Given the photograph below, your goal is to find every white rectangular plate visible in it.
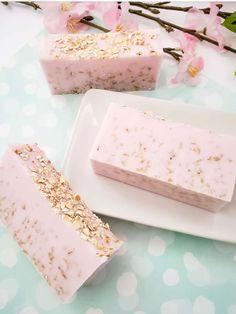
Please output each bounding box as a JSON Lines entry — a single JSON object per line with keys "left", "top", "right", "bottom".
{"left": 63, "top": 89, "right": 236, "bottom": 243}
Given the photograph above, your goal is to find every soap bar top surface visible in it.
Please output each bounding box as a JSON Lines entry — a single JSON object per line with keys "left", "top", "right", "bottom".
{"left": 91, "top": 105, "right": 236, "bottom": 202}
{"left": 10, "top": 144, "right": 120, "bottom": 257}
{"left": 42, "top": 30, "right": 161, "bottom": 60}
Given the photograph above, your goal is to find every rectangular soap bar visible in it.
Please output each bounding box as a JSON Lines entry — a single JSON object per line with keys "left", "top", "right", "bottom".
{"left": 0, "top": 144, "right": 122, "bottom": 301}
{"left": 90, "top": 105, "right": 236, "bottom": 212}
{"left": 40, "top": 30, "right": 162, "bottom": 94}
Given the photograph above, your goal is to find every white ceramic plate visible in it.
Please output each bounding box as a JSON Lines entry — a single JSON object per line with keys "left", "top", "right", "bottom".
{"left": 63, "top": 89, "right": 236, "bottom": 243}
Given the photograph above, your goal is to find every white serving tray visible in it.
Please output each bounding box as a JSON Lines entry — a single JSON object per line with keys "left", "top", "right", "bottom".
{"left": 63, "top": 89, "right": 236, "bottom": 243}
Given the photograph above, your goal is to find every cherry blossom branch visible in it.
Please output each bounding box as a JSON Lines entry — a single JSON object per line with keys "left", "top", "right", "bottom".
{"left": 2, "top": 1, "right": 41, "bottom": 10}
{"left": 80, "top": 18, "right": 110, "bottom": 33}
{"left": 163, "top": 47, "right": 183, "bottom": 61}
{"left": 129, "top": 9, "right": 236, "bottom": 55}
{"left": 129, "top": 2, "right": 231, "bottom": 19}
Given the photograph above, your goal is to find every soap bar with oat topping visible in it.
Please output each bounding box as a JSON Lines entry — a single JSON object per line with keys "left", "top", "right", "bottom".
{"left": 90, "top": 105, "right": 236, "bottom": 212}
{"left": 0, "top": 144, "right": 122, "bottom": 301}
{"left": 39, "top": 30, "right": 162, "bottom": 94}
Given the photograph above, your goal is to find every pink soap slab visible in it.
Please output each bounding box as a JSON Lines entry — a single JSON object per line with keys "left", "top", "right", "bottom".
{"left": 90, "top": 105, "right": 236, "bottom": 212}
{"left": 0, "top": 144, "right": 122, "bottom": 301}
{"left": 40, "top": 30, "right": 162, "bottom": 94}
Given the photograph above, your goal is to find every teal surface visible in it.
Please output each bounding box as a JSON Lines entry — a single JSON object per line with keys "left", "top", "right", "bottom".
{"left": 1, "top": 35, "right": 236, "bottom": 314}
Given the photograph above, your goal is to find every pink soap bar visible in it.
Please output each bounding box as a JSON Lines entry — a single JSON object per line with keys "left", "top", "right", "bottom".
{"left": 40, "top": 30, "right": 162, "bottom": 94}
{"left": 90, "top": 105, "right": 236, "bottom": 212}
{"left": 0, "top": 144, "right": 122, "bottom": 301}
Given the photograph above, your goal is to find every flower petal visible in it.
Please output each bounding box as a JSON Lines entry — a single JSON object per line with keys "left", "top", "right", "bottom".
{"left": 119, "top": 2, "right": 139, "bottom": 30}
{"left": 102, "top": 2, "right": 120, "bottom": 29}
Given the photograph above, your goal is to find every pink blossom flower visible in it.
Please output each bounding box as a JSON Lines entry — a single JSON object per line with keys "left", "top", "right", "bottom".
{"left": 171, "top": 54, "right": 204, "bottom": 86}
{"left": 100, "top": 2, "right": 138, "bottom": 31}
{"left": 118, "top": 2, "right": 139, "bottom": 30}
{"left": 40, "top": 2, "right": 92, "bottom": 33}
{"left": 185, "top": 2, "right": 224, "bottom": 50}
{"left": 170, "top": 31, "right": 204, "bottom": 86}
{"left": 101, "top": 2, "right": 120, "bottom": 30}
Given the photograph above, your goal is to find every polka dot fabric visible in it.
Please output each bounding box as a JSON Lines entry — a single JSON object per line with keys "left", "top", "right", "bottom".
{"left": 1, "top": 33, "right": 236, "bottom": 314}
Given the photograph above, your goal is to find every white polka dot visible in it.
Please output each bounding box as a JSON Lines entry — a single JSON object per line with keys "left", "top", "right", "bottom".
{"left": 21, "top": 125, "right": 35, "bottom": 138}
{"left": 0, "top": 82, "right": 10, "bottom": 95}
{"left": 161, "top": 300, "right": 178, "bottom": 314}
{"left": 24, "top": 83, "right": 37, "bottom": 95}
{"left": 183, "top": 252, "right": 210, "bottom": 286}
{"left": 0, "top": 288, "right": 8, "bottom": 310}
{"left": 117, "top": 272, "right": 137, "bottom": 297}
{"left": 130, "top": 256, "right": 154, "bottom": 278}
{"left": 193, "top": 296, "right": 215, "bottom": 314}
{"left": 3, "top": 98, "right": 19, "bottom": 115}
{"left": 163, "top": 269, "right": 179, "bottom": 286}
{"left": 35, "top": 281, "right": 59, "bottom": 310}
{"left": 228, "top": 304, "right": 236, "bottom": 314}
{"left": 0, "top": 123, "right": 10, "bottom": 138}
{"left": 35, "top": 85, "right": 49, "bottom": 99}
{"left": 161, "top": 299, "right": 192, "bottom": 314}
{"left": 86, "top": 308, "right": 104, "bottom": 314}
{"left": 19, "top": 306, "right": 38, "bottom": 314}
{"left": 204, "top": 92, "right": 223, "bottom": 109}
{"left": 40, "top": 112, "right": 58, "bottom": 128}
{"left": 51, "top": 95, "right": 66, "bottom": 109}
{"left": 90, "top": 267, "right": 107, "bottom": 286}
{"left": 22, "top": 64, "right": 38, "bottom": 80}
{"left": 0, "top": 248, "right": 17, "bottom": 267}
{"left": 0, "top": 234, "right": 20, "bottom": 253}
{"left": 148, "top": 236, "right": 166, "bottom": 256}
{"left": 22, "top": 104, "right": 37, "bottom": 117}
{"left": 118, "top": 293, "right": 139, "bottom": 311}
{"left": 0, "top": 278, "right": 19, "bottom": 301}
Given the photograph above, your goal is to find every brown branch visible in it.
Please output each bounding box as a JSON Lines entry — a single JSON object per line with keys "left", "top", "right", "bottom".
{"left": 129, "top": 9, "right": 236, "bottom": 54}
{"left": 163, "top": 47, "right": 183, "bottom": 61}
{"left": 129, "top": 2, "right": 231, "bottom": 19}
{"left": 80, "top": 19, "right": 110, "bottom": 33}
{"left": 16, "top": 1, "right": 41, "bottom": 10}
{"left": 2, "top": 1, "right": 41, "bottom": 10}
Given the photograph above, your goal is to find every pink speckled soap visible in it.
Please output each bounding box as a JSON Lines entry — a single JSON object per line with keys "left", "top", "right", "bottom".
{"left": 40, "top": 30, "right": 162, "bottom": 94}
{"left": 90, "top": 105, "right": 236, "bottom": 212}
{"left": 0, "top": 144, "right": 122, "bottom": 301}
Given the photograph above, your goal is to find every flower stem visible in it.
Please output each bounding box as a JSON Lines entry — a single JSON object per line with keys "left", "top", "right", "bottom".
{"left": 80, "top": 19, "right": 110, "bottom": 33}
{"left": 129, "top": 2, "right": 231, "bottom": 19}
{"left": 163, "top": 48, "right": 183, "bottom": 61}
{"left": 129, "top": 9, "right": 236, "bottom": 54}
{"left": 2, "top": 1, "right": 41, "bottom": 10}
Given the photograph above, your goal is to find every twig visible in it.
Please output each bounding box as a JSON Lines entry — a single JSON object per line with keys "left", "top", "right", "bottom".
{"left": 80, "top": 19, "right": 110, "bottom": 33}
{"left": 129, "top": 9, "right": 236, "bottom": 54}
{"left": 129, "top": 2, "right": 231, "bottom": 19}
{"left": 2, "top": 1, "right": 41, "bottom": 10}
{"left": 163, "top": 47, "right": 183, "bottom": 61}
{"left": 17, "top": 1, "right": 41, "bottom": 10}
